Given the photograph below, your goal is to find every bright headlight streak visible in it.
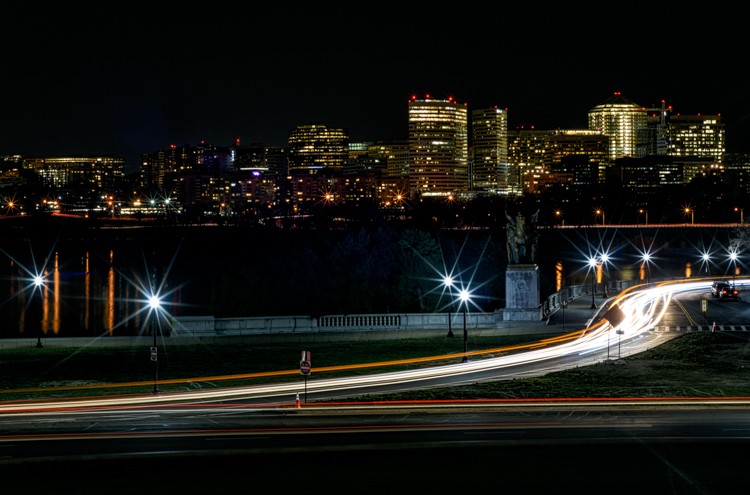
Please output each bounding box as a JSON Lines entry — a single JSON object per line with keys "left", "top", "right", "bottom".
{"left": 3, "top": 278, "right": 747, "bottom": 415}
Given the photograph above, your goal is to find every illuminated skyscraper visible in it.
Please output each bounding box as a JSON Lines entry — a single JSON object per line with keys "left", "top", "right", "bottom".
{"left": 472, "top": 107, "right": 508, "bottom": 194}
{"left": 407, "top": 95, "right": 468, "bottom": 197}
{"left": 287, "top": 124, "right": 348, "bottom": 175}
{"left": 666, "top": 114, "right": 725, "bottom": 183}
{"left": 588, "top": 92, "right": 647, "bottom": 162}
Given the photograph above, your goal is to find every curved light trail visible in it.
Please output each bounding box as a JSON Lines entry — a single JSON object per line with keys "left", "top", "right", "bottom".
{"left": 0, "top": 278, "right": 741, "bottom": 415}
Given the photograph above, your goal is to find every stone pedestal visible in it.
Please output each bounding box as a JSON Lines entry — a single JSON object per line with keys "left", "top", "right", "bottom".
{"left": 504, "top": 264, "right": 541, "bottom": 321}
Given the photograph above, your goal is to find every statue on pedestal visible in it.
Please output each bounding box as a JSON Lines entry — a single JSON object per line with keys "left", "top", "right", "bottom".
{"left": 505, "top": 209, "right": 539, "bottom": 264}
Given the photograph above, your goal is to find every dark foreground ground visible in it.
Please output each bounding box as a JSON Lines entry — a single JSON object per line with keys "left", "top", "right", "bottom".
{"left": 5, "top": 439, "right": 749, "bottom": 494}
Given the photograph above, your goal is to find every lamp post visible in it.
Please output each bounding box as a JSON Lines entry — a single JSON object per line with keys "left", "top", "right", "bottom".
{"left": 459, "top": 288, "right": 470, "bottom": 363}
{"left": 729, "top": 251, "right": 738, "bottom": 287}
{"left": 149, "top": 294, "right": 161, "bottom": 393}
{"left": 588, "top": 257, "right": 597, "bottom": 309}
{"left": 702, "top": 252, "right": 711, "bottom": 275}
{"left": 641, "top": 252, "right": 652, "bottom": 285}
{"left": 735, "top": 207, "right": 744, "bottom": 225}
{"left": 685, "top": 207, "right": 694, "bottom": 225}
{"left": 596, "top": 209, "right": 605, "bottom": 226}
{"left": 639, "top": 208, "right": 648, "bottom": 225}
{"left": 33, "top": 275, "right": 44, "bottom": 348}
{"left": 600, "top": 252, "right": 609, "bottom": 298}
{"left": 443, "top": 275, "right": 454, "bottom": 338}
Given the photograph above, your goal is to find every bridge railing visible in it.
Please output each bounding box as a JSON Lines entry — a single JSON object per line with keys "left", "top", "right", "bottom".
{"left": 172, "top": 278, "right": 665, "bottom": 337}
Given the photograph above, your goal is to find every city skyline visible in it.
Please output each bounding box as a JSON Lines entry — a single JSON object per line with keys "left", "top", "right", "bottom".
{"left": 3, "top": 5, "right": 748, "bottom": 172}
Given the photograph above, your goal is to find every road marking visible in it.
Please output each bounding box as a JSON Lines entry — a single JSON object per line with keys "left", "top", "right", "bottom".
{"left": 653, "top": 325, "right": 748, "bottom": 332}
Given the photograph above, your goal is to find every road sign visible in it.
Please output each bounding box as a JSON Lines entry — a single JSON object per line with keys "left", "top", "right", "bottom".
{"left": 300, "top": 360, "right": 311, "bottom": 375}
{"left": 150, "top": 346, "right": 158, "bottom": 362}
{"left": 300, "top": 350, "right": 311, "bottom": 375}
{"left": 701, "top": 299, "right": 708, "bottom": 313}
{"left": 603, "top": 304, "right": 625, "bottom": 327}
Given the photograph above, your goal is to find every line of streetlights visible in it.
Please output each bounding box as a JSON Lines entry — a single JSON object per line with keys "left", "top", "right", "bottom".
{"left": 14, "top": 244, "right": 746, "bottom": 392}
{"left": 553, "top": 206, "right": 749, "bottom": 226}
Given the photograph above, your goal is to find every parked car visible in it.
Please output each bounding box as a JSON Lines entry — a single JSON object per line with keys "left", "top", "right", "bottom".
{"left": 711, "top": 280, "right": 739, "bottom": 300}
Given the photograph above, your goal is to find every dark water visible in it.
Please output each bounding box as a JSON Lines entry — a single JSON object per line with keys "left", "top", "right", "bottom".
{"left": 0, "top": 223, "right": 739, "bottom": 339}
{"left": 0, "top": 233, "right": 186, "bottom": 339}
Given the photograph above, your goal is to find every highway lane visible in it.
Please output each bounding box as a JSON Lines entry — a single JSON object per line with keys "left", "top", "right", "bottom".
{"left": 4, "top": 399, "right": 750, "bottom": 451}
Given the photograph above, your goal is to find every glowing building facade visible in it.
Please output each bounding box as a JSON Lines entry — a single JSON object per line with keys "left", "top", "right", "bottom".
{"left": 588, "top": 92, "right": 647, "bottom": 162}
{"left": 471, "top": 107, "right": 508, "bottom": 194}
{"left": 24, "top": 156, "right": 124, "bottom": 192}
{"left": 508, "top": 129, "right": 608, "bottom": 194}
{"left": 666, "top": 114, "right": 725, "bottom": 183}
{"left": 287, "top": 124, "right": 348, "bottom": 175}
{"left": 407, "top": 95, "right": 468, "bottom": 197}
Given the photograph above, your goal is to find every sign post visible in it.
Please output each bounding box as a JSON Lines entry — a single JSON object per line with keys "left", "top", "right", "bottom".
{"left": 300, "top": 350, "right": 311, "bottom": 402}
{"left": 603, "top": 304, "right": 625, "bottom": 361}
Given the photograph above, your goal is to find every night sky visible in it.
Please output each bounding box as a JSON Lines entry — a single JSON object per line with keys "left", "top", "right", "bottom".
{"left": 3, "top": 4, "right": 748, "bottom": 173}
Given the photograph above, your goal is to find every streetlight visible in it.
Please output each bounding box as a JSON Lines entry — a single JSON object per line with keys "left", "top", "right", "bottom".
{"left": 587, "top": 256, "right": 597, "bottom": 309}
{"left": 701, "top": 251, "right": 711, "bottom": 275}
{"left": 595, "top": 209, "right": 605, "bottom": 226}
{"left": 729, "top": 250, "right": 739, "bottom": 288}
{"left": 685, "top": 207, "right": 694, "bottom": 225}
{"left": 149, "top": 294, "right": 161, "bottom": 393}
{"left": 639, "top": 208, "right": 648, "bottom": 225}
{"left": 555, "top": 210, "right": 564, "bottom": 226}
{"left": 459, "top": 288, "right": 470, "bottom": 363}
{"left": 735, "top": 207, "right": 744, "bottom": 225}
{"left": 600, "top": 252, "right": 610, "bottom": 298}
{"left": 641, "top": 252, "right": 652, "bottom": 285}
{"left": 443, "top": 275, "right": 454, "bottom": 338}
{"left": 33, "top": 274, "right": 44, "bottom": 348}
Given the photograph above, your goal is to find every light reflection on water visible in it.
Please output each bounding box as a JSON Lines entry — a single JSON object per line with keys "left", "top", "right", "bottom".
{"left": 2, "top": 254, "right": 702, "bottom": 339}
{"left": 1, "top": 245, "right": 155, "bottom": 339}
{"left": 0, "top": 225, "right": 739, "bottom": 339}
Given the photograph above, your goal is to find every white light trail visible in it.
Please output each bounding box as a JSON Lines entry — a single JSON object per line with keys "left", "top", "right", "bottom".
{"left": 1, "top": 278, "right": 741, "bottom": 416}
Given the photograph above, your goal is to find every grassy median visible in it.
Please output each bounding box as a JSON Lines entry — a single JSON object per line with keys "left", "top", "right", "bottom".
{"left": 1, "top": 331, "right": 748, "bottom": 401}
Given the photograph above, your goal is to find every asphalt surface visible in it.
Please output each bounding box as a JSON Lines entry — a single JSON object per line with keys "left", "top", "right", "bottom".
{"left": 544, "top": 292, "right": 608, "bottom": 330}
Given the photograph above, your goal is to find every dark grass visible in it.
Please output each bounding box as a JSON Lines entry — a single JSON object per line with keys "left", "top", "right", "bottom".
{"left": 1, "top": 332, "right": 749, "bottom": 401}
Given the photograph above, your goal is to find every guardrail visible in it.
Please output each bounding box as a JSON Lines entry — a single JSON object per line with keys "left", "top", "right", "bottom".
{"left": 539, "top": 279, "right": 644, "bottom": 320}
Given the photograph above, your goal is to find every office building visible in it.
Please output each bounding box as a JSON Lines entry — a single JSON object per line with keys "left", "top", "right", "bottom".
{"left": 230, "top": 141, "right": 288, "bottom": 177}
{"left": 471, "top": 107, "right": 509, "bottom": 194}
{"left": 588, "top": 92, "right": 648, "bottom": 162}
{"left": 407, "top": 95, "right": 469, "bottom": 197}
{"left": 642, "top": 100, "right": 671, "bottom": 156}
{"left": 666, "top": 114, "right": 725, "bottom": 183}
{"left": 508, "top": 129, "right": 608, "bottom": 193}
{"left": 24, "top": 155, "right": 125, "bottom": 193}
{"left": 287, "top": 124, "right": 348, "bottom": 175}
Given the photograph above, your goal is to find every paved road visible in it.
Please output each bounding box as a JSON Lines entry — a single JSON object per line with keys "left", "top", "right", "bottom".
{"left": 549, "top": 283, "right": 750, "bottom": 334}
